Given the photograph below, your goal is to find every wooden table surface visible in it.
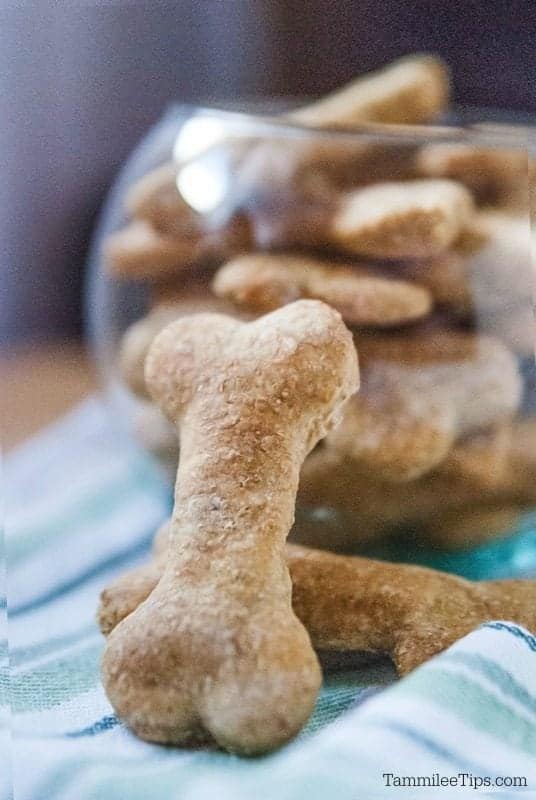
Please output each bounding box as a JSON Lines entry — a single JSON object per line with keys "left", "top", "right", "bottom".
{"left": 1, "top": 341, "right": 98, "bottom": 451}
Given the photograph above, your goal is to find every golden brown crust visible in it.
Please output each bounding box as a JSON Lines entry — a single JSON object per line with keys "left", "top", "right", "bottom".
{"left": 104, "top": 216, "right": 251, "bottom": 281}
{"left": 329, "top": 331, "right": 521, "bottom": 482}
{"left": 331, "top": 179, "right": 474, "bottom": 259}
{"left": 101, "top": 301, "right": 359, "bottom": 754}
{"left": 290, "top": 54, "right": 450, "bottom": 128}
{"left": 98, "top": 537, "right": 536, "bottom": 677}
{"left": 213, "top": 252, "right": 432, "bottom": 326}
{"left": 119, "top": 293, "right": 253, "bottom": 399}
{"left": 416, "top": 143, "right": 529, "bottom": 205}
{"left": 298, "top": 418, "right": 536, "bottom": 543}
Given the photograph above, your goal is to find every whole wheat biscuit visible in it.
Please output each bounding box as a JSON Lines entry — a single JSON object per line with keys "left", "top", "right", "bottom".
{"left": 400, "top": 210, "right": 533, "bottom": 321}
{"left": 125, "top": 162, "right": 205, "bottom": 237}
{"left": 105, "top": 215, "right": 251, "bottom": 281}
{"left": 416, "top": 143, "right": 529, "bottom": 205}
{"left": 102, "top": 300, "right": 358, "bottom": 754}
{"left": 213, "top": 252, "right": 432, "bottom": 326}
{"left": 98, "top": 537, "right": 536, "bottom": 678}
{"left": 118, "top": 55, "right": 449, "bottom": 249}
{"left": 104, "top": 220, "right": 206, "bottom": 279}
{"left": 298, "top": 418, "right": 536, "bottom": 542}
{"left": 401, "top": 249, "right": 473, "bottom": 316}
{"left": 330, "top": 331, "right": 521, "bottom": 481}
{"left": 291, "top": 54, "right": 449, "bottom": 129}
{"left": 437, "top": 424, "right": 512, "bottom": 490}
{"left": 119, "top": 293, "right": 253, "bottom": 399}
{"left": 331, "top": 179, "right": 474, "bottom": 259}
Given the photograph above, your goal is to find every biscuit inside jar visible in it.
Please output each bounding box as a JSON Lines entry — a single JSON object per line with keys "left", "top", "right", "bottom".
{"left": 104, "top": 53, "right": 533, "bottom": 558}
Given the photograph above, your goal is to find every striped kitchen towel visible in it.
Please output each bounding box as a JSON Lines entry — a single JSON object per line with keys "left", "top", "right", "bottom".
{"left": 0, "top": 486, "right": 11, "bottom": 800}
{"left": 4, "top": 398, "right": 536, "bottom": 799}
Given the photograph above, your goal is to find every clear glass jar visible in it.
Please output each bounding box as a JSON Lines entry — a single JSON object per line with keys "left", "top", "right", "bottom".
{"left": 86, "top": 101, "right": 536, "bottom": 580}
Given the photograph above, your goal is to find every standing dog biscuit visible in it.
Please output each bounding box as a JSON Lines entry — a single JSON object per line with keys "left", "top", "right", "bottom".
{"left": 101, "top": 300, "right": 359, "bottom": 754}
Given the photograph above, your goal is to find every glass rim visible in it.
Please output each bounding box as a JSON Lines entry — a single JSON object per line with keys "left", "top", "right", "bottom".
{"left": 166, "top": 101, "right": 535, "bottom": 150}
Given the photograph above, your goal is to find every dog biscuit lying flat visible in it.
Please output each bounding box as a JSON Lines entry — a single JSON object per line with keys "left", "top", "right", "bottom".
{"left": 213, "top": 252, "right": 432, "bottom": 326}
{"left": 105, "top": 214, "right": 251, "bottom": 280}
{"left": 397, "top": 222, "right": 490, "bottom": 316}
{"left": 104, "top": 220, "right": 207, "bottom": 279}
{"left": 291, "top": 54, "right": 450, "bottom": 128}
{"left": 298, "top": 419, "right": 536, "bottom": 546}
{"left": 416, "top": 143, "right": 530, "bottom": 205}
{"left": 98, "top": 535, "right": 536, "bottom": 677}
{"left": 118, "top": 55, "right": 449, "bottom": 247}
{"left": 329, "top": 331, "right": 521, "bottom": 482}
{"left": 437, "top": 424, "right": 512, "bottom": 490}
{"left": 401, "top": 249, "right": 474, "bottom": 316}
{"left": 332, "top": 179, "right": 474, "bottom": 259}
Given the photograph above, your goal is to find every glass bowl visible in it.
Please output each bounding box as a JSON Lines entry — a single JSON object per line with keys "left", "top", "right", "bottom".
{"left": 86, "top": 100, "right": 535, "bottom": 579}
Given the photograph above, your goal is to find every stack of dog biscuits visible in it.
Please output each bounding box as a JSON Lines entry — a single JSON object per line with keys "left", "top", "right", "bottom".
{"left": 99, "top": 303, "right": 536, "bottom": 754}
{"left": 104, "top": 53, "right": 535, "bottom": 552}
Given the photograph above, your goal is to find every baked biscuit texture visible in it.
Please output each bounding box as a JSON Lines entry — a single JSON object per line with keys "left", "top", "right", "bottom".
{"left": 213, "top": 252, "right": 433, "bottom": 326}
{"left": 98, "top": 534, "right": 536, "bottom": 677}
{"left": 101, "top": 301, "right": 359, "bottom": 754}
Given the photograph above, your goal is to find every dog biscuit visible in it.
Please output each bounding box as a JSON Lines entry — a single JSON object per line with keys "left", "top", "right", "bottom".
{"left": 101, "top": 300, "right": 359, "bottom": 753}
{"left": 331, "top": 179, "right": 474, "bottom": 259}
{"left": 99, "top": 536, "right": 536, "bottom": 677}
{"left": 213, "top": 252, "right": 433, "bottom": 326}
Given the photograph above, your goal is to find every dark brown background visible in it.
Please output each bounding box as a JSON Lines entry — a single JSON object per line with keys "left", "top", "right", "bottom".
{"left": 1, "top": 0, "right": 535, "bottom": 345}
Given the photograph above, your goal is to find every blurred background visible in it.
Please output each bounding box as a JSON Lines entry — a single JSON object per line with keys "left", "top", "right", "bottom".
{"left": 1, "top": 0, "right": 534, "bottom": 443}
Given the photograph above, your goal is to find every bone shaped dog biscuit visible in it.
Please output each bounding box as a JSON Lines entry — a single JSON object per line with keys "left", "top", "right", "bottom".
{"left": 101, "top": 300, "right": 359, "bottom": 754}
{"left": 290, "top": 54, "right": 449, "bottom": 128}
{"left": 331, "top": 179, "right": 474, "bottom": 260}
{"left": 99, "top": 532, "right": 536, "bottom": 677}
{"left": 298, "top": 419, "right": 536, "bottom": 545}
{"left": 329, "top": 331, "right": 521, "bottom": 482}
{"left": 213, "top": 252, "right": 433, "bottom": 327}
{"left": 104, "top": 217, "right": 251, "bottom": 280}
